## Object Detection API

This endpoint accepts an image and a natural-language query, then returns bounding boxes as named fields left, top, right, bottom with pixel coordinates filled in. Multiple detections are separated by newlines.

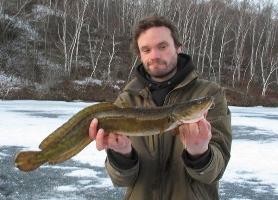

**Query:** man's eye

left=142, top=49, right=150, bottom=53
left=159, top=45, right=167, bottom=50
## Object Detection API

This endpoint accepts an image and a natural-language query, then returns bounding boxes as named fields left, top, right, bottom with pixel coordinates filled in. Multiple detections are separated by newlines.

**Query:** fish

left=14, top=96, right=214, bottom=172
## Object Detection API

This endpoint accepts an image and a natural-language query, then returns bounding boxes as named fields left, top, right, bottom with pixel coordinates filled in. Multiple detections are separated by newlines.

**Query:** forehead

left=137, top=26, right=174, bottom=47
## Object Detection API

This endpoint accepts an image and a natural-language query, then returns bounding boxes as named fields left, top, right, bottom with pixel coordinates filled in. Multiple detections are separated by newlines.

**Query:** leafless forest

left=0, top=0, right=277, bottom=105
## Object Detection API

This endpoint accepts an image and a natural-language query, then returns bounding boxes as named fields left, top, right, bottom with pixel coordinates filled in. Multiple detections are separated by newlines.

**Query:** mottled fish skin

left=14, top=96, right=214, bottom=172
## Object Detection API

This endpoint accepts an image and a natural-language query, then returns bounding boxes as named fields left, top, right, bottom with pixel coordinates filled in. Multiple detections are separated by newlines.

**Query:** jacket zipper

left=159, top=85, right=187, bottom=199
left=159, top=90, right=176, bottom=200
left=145, top=86, right=184, bottom=199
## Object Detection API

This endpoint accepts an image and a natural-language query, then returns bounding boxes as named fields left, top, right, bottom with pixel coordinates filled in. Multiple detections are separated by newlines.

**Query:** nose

left=149, top=49, right=161, bottom=60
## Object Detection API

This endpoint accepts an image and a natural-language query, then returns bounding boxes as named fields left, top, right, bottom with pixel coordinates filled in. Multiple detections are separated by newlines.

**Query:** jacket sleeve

left=105, top=149, right=139, bottom=187
left=104, top=92, right=140, bottom=187
left=183, top=88, right=232, bottom=184
left=182, top=146, right=212, bottom=169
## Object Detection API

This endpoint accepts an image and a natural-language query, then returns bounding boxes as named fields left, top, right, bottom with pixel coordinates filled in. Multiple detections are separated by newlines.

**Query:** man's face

left=137, top=26, right=181, bottom=82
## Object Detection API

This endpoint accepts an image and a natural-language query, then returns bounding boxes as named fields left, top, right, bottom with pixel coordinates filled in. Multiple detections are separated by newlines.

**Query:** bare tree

left=262, top=58, right=278, bottom=96
left=180, top=0, right=195, bottom=46
left=231, top=0, right=250, bottom=87
left=86, top=24, right=105, bottom=77
left=196, top=6, right=209, bottom=72
left=73, top=0, right=88, bottom=70
left=59, top=0, right=88, bottom=75
left=208, top=8, right=221, bottom=80
left=0, top=0, right=4, bottom=13
left=2, top=0, right=278, bottom=99
left=201, top=3, right=214, bottom=74
left=259, top=6, right=278, bottom=96
left=246, top=14, right=257, bottom=95
left=218, top=22, right=232, bottom=83
left=107, top=30, right=119, bottom=82
left=61, top=0, right=69, bottom=73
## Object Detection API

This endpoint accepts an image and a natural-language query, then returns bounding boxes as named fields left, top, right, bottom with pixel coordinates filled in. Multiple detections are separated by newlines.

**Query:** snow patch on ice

left=0, top=152, right=8, bottom=157
left=65, top=169, right=99, bottom=178
left=78, top=180, right=92, bottom=185
left=56, top=185, right=77, bottom=192
left=65, top=168, right=113, bottom=188
left=223, top=106, right=278, bottom=195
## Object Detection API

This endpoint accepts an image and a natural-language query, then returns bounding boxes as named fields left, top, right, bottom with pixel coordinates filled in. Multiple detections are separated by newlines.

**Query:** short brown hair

left=131, top=15, right=182, bottom=55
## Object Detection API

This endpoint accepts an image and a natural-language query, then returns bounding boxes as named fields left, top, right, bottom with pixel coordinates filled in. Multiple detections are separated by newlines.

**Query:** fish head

left=172, top=96, right=214, bottom=124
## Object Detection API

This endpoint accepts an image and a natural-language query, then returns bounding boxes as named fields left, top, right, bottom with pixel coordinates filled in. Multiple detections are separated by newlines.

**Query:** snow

left=74, top=78, right=103, bottom=86
left=0, top=100, right=278, bottom=196
left=0, top=14, right=39, bottom=40
left=230, top=106, right=278, bottom=133
left=222, top=106, right=278, bottom=194
left=74, top=78, right=122, bottom=90
left=56, top=185, right=77, bottom=192
left=32, top=5, right=64, bottom=20
left=0, top=72, right=21, bottom=86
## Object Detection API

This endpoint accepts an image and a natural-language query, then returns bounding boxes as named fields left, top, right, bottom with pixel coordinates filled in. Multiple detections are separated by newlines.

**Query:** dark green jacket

left=105, top=70, right=232, bottom=200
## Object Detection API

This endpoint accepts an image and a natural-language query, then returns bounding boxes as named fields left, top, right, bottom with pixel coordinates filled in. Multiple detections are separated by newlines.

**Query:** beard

left=145, top=58, right=177, bottom=79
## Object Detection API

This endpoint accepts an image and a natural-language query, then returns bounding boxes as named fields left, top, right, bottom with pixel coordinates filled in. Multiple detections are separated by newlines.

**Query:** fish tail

left=15, top=151, right=46, bottom=172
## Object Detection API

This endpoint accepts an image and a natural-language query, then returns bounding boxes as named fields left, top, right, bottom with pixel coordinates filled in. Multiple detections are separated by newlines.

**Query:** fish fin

left=48, top=137, right=92, bottom=164
left=169, top=114, right=178, bottom=122
left=15, top=151, right=46, bottom=172
left=39, top=102, right=116, bottom=150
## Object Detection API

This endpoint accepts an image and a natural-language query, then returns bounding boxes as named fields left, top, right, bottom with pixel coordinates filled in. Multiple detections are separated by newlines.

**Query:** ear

left=176, top=46, right=182, bottom=53
left=138, top=54, right=141, bottom=61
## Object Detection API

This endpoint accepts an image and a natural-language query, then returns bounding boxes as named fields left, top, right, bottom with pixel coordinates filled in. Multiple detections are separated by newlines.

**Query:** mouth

left=147, top=59, right=166, bottom=67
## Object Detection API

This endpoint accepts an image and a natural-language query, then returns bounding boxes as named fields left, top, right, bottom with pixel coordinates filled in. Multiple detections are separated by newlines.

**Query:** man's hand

left=178, top=117, right=212, bottom=158
left=89, top=118, right=132, bottom=156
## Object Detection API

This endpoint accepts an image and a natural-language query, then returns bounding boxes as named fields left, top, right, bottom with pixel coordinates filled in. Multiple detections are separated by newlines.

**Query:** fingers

left=117, top=135, right=131, bottom=148
left=179, top=118, right=212, bottom=155
left=180, top=118, right=210, bottom=135
left=95, top=130, right=132, bottom=154
left=188, top=123, right=199, bottom=136
left=115, top=135, right=132, bottom=155
left=179, top=119, right=211, bottom=143
left=107, top=133, right=119, bottom=149
left=95, top=128, right=107, bottom=151
left=198, top=119, right=212, bottom=140
left=107, top=134, right=131, bottom=150
left=90, top=118, right=131, bottom=154
left=178, top=124, right=188, bottom=144
left=89, top=118, right=98, bottom=140
left=179, top=122, right=198, bottom=137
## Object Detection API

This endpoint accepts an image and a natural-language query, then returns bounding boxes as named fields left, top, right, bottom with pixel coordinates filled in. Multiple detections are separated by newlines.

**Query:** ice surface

left=0, top=100, right=277, bottom=196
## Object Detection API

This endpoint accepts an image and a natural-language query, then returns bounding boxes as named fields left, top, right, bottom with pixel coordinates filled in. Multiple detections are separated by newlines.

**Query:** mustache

left=147, top=59, right=166, bottom=66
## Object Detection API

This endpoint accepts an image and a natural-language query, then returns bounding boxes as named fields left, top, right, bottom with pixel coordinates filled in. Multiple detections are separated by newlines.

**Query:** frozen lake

left=0, top=100, right=278, bottom=199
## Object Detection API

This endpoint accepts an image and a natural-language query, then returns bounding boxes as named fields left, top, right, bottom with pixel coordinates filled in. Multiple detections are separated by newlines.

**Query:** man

left=89, top=15, right=232, bottom=200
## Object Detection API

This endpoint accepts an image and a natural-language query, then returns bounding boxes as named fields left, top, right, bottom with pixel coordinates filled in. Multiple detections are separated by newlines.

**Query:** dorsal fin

left=39, top=102, right=117, bottom=150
